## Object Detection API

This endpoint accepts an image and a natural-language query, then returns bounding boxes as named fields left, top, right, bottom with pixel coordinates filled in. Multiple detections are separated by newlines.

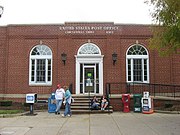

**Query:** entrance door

left=84, top=66, right=96, bottom=94
left=75, top=42, right=103, bottom=94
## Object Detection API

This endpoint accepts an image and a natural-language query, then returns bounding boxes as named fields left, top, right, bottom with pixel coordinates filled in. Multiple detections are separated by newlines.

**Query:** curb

left=0, top=112, right=29, bottom=118
left=0, top=113, right=24, bottom=118
left=0, top=110, right=46, bottom=118
left=154, top=110, right=180, bottom=114
left=1, top=110, right=180, bottom=118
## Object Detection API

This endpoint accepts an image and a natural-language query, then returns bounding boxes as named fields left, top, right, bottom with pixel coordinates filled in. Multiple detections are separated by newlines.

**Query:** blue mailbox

left=48, top=93, right=56, bottom=113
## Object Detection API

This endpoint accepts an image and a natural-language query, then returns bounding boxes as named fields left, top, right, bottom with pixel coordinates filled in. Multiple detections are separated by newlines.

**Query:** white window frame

left=126, top=44, right=149, bottom=83
left=29, top=45, right=52, bottom=86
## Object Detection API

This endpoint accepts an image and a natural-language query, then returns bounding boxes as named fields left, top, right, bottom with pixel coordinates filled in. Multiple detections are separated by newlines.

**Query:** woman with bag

left=62, top=86, right=72, bottom=117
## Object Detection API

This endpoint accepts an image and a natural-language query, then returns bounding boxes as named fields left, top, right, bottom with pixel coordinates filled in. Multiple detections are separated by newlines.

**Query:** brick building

left=0, top=22, right=179, bottom=102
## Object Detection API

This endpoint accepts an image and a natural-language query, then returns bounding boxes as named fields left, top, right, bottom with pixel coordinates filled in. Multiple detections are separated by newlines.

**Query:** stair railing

left=88, top=88, right=91, bottom=113
left=106, top=83, right=110, bottom=113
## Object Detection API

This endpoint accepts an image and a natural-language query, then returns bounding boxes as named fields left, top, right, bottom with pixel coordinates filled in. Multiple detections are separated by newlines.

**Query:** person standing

left=55, top=84, right=65, bottom=115
left=62, top=86, right=72, bottom=117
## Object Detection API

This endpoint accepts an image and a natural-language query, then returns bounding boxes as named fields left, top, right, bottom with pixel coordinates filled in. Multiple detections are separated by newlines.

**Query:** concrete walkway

left=0, top=112, right=180, bottom=135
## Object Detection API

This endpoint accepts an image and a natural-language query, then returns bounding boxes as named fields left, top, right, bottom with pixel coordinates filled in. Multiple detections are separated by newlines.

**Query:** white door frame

left=75, top=55, right=104, bottom=95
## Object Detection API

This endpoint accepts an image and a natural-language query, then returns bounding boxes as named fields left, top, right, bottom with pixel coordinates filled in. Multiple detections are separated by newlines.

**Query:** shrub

left=0, top=100, right=13, bottom=106
left=23, top=103, right=30, bottom=107
left=164, top=102, right=173, bottom=108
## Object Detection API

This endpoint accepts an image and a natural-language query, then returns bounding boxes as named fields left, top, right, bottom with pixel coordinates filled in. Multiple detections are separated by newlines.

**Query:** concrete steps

left=71, top=95, right=113, bottom=114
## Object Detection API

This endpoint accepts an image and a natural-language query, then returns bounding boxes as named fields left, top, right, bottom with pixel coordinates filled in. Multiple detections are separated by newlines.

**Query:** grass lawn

left=0, top=110, right=24, bottom=114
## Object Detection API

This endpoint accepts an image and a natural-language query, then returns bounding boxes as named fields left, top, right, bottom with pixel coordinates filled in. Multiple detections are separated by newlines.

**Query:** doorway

left=75, top=42, right=104, bottom=95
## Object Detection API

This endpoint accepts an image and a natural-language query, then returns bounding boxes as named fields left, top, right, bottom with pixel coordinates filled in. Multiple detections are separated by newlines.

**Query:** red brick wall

left=0, top=23, right=179, bottom=99
left=0, top=27, right=7, bottom=96
left=172, top=54, right=180, bottom=85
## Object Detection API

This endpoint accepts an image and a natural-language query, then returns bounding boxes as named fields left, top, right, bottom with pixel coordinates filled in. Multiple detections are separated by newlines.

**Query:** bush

left=164, top=102, right=173, bottom=108
left=23, top=103, right=30, bottom=107
left=0, top=100, right=13, bottom=106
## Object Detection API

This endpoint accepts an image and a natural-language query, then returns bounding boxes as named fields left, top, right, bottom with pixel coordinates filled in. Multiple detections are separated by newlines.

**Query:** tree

left=146, top=0, right=180, bottom=55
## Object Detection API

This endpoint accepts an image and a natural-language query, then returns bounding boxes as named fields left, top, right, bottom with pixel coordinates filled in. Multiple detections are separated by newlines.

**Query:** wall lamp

left=61, top=52, right=67, bottom=65
left=112, top=52, right=117, bottom=65
left=0, top=6, right=4, bottom=18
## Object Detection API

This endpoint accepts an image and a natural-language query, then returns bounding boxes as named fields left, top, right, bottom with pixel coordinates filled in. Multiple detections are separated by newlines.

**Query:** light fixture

left=0, top=6, right=4, bottom=18
left=61, top=52, right=67, bottom=65
left=112, top=52, right=117, bottom=65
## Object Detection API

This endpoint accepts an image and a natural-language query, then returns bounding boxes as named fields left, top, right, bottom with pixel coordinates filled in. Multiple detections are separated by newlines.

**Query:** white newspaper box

left=141, top=91, right=153, bottom=114
left=26, top=93, right=37, bottom=103
left=26, top=93, right=37, bottom=115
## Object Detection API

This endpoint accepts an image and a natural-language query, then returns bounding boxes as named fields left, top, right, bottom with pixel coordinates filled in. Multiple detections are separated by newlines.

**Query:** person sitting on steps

left=100, top=95, right=109, bottom=111
left=91, top=95, right=99, bottom=110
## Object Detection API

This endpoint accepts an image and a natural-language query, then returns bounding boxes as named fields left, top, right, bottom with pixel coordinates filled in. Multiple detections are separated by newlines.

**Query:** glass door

left=84, top=66, right=96, bottom=94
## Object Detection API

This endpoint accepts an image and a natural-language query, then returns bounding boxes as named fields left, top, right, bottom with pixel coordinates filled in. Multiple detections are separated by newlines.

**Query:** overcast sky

left=0, top=0, right=153, bottom=26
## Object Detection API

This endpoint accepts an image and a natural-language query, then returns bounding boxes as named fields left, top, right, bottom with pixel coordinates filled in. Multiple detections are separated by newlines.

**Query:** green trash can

left=133, top=94, right=142, bottom=112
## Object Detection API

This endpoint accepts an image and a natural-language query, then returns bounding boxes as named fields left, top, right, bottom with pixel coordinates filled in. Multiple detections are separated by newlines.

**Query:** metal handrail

left=106, top=82, right=180, bottom=98
left=106, top=83, right=110, bottom=113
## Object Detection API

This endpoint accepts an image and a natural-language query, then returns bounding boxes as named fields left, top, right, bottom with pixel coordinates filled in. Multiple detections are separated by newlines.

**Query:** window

left=78, top=43, right=101, bottom=55
left=29, top=45, right=52, bottom=85
left=126, top=44, right=149, bottom=83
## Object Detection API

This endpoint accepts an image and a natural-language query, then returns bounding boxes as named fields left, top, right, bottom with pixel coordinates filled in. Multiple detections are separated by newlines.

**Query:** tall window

left=126, top=44, right=149, bottom=83
left=29, top=45, right=52, bottom=85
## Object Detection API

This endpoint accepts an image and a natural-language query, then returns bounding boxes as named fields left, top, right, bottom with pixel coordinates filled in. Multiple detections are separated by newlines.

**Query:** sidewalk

left=0, top=111, right=180, bottom=135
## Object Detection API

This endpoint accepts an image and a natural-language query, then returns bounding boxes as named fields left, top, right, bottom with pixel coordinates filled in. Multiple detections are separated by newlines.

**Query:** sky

left=0, top=0, right=153, bottom=26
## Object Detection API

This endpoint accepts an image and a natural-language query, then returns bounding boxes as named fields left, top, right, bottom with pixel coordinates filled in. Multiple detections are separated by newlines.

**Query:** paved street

left=0, top=112, right=180, bottom=135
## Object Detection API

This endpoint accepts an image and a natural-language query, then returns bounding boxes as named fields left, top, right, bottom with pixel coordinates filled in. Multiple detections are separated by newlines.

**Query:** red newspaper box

left=122, top=94, right=130, bottom=112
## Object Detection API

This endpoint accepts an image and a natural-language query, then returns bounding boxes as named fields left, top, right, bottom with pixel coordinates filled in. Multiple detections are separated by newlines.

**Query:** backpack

left=71, top=98, right=75, bottom=103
